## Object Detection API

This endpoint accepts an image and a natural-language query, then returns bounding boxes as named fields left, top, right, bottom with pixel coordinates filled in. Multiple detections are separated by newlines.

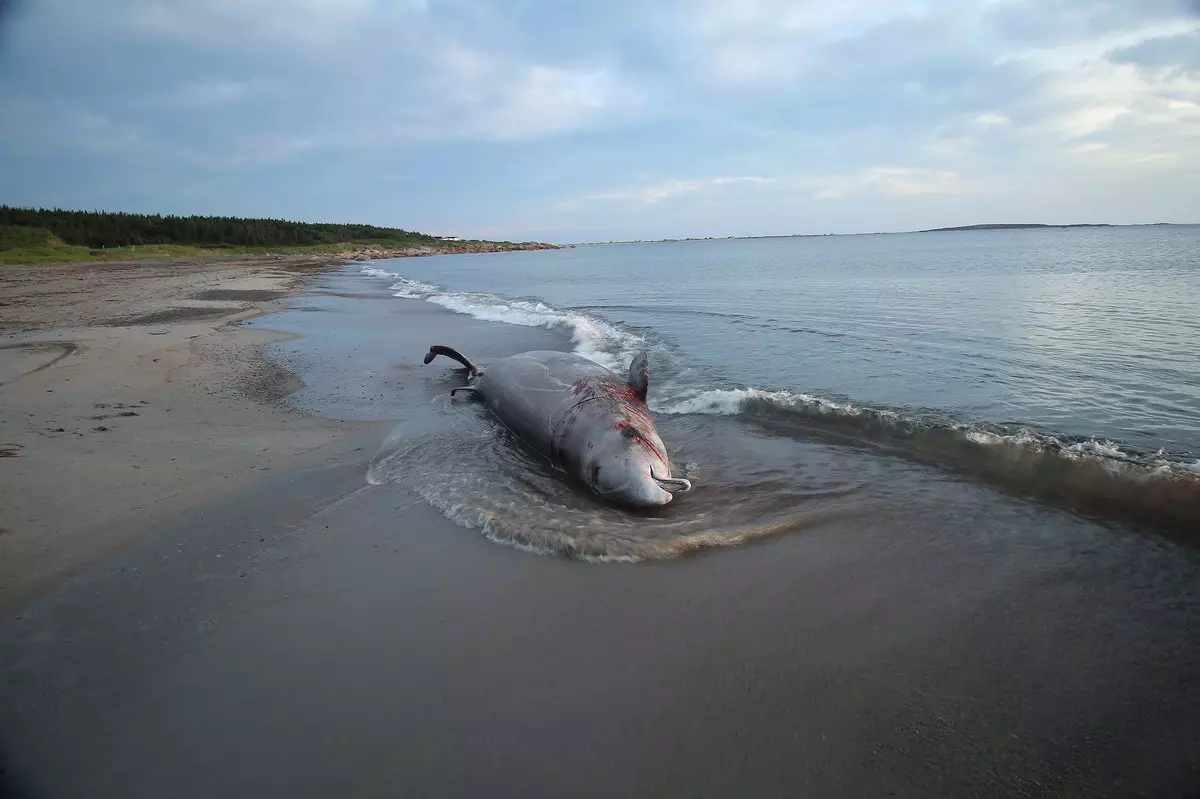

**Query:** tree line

left=0, top=206, right=446, bottom=249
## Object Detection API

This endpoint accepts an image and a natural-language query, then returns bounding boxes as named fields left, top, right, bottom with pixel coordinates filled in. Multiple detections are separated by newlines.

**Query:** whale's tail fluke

left=424, top=345, right=479, bottom=377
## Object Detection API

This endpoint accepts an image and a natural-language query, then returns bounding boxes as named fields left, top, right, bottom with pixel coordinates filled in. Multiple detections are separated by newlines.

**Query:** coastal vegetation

left=0, top=206, right=555, bottom=265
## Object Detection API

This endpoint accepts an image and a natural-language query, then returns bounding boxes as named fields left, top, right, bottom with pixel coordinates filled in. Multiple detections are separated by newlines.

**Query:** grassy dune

left=0, top=227, right=261, bottom=265
left=0, top=223, right=555, bottom=265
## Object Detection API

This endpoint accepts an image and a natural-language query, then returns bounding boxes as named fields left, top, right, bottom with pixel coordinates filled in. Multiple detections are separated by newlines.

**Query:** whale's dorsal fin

left=627, top=351, right=649, bottom=400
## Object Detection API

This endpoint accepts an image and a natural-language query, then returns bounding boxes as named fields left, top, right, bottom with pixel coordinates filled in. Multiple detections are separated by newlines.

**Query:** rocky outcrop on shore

left=336, top=241, right=560, bottom=261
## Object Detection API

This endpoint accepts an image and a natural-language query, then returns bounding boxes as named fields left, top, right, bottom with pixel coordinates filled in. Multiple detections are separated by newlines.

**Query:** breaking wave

left=657, top=386, right=1197, bottom=471
left=361, top=266, right=643, bottom=371
left=659, top=386, right=1200, bottom=534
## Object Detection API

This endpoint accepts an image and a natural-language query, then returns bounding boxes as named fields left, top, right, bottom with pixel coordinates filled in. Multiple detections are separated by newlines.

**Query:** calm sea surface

left=375, top=227, right=1200, bottom=458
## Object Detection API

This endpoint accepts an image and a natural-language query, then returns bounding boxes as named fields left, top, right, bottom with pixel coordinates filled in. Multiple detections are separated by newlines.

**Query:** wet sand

left=1, top=264, right=1199, bottom=797
left=0, top=256, right=376, bottom=609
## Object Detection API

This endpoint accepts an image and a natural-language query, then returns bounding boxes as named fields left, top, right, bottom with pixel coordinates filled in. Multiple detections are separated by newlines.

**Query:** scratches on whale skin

left=616, top=419, right=667, bottom=464
left=570, top=375, right=645, bottom=407
left=565, top=375, right=667, bottom=464
left=512, top=355, right=572, bottom=392
left=549, top=397, right=593, bottom=465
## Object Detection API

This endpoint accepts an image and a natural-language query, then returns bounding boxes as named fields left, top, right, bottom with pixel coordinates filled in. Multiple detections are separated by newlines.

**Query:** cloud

left=157, top=2, right=639, bottom=143
left=1052, top=104, right=1132, bottom=139
left=128, top=0, right=394, bottom=48
left=1109, top=30, right=1200, bottom=76
left=1, top=0, right=1198, bottom=239
left=683, top=0, right=934, bottom=83
left=581, top=176, right=774, bottom=204
left=165, top=80, right=262, bottom=109
left=0, top=91, right=184, bottom=160
left=988, top=0, right=1197, bottom=45
left=812, top=168, right=969, bottom=200
left=484, top=66, right=634, bottom=138
left=1026, top=52, right=1200, bottom=164
left=402, top=45, right=638, bottom=141
left=974, top=113, right=1012, bottom=129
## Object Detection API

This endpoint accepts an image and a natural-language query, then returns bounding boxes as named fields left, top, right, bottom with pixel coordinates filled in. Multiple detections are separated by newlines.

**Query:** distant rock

left=332, top=240, right=560, bottom=261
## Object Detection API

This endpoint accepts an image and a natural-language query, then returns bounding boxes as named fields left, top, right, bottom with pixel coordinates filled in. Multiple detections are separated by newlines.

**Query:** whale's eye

left=590, top=464, right=601, bottom=483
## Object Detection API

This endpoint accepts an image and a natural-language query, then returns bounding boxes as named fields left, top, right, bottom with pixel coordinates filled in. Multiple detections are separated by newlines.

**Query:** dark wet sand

left=2, top=267, right=1199, bottom=798
left=3, top=449, right=1199, bottom=798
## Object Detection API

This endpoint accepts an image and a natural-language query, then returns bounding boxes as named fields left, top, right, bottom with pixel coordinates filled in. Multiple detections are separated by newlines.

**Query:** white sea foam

left=1064, top=438, right=1129, bottom=461
left=961, top=428, right=1042, bottom=448
left=659, top=384, right=1200, bottom=479
left=359, top=266, right=400, bottom=280
left=656, top=386, right=893, bottom=420
left=360, top=265, right=643, bottom=370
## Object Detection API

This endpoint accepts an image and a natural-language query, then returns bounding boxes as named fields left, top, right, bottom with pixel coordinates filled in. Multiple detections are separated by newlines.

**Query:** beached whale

left=423, top=346, right=691, bottom=507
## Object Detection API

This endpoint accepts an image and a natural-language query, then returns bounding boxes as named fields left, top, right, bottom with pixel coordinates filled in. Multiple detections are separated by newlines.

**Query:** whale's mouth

left=651, top=467, right=692, bottom=494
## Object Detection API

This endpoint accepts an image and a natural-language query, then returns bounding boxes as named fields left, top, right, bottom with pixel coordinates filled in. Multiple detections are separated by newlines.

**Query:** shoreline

left=0, top=256, right=382, bottom=612
left=333, top=241, right=561, bottom=261
left=1, top=242, right=562, bottom=268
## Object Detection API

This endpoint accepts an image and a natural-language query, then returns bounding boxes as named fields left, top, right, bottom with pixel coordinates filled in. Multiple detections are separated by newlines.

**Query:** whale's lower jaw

left=591, top=466, right=677, bottom=507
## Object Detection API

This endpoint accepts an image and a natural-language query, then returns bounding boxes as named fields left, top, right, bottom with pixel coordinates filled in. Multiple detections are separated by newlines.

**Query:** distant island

left=917, top=223, right=1118, bottom=233
left=0, top=206, right=557, bottom=265
left=583, top=221, right=1187, bottom=246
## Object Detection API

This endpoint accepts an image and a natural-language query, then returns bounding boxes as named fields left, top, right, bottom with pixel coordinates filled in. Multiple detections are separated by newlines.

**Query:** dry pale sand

left=0, top=256, right=374, bottom=611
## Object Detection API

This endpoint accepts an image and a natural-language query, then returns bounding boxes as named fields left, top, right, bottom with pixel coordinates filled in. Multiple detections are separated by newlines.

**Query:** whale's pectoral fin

left=424, top=345, right=479, bottom=377
left=628, top=351, right=649, bottom=400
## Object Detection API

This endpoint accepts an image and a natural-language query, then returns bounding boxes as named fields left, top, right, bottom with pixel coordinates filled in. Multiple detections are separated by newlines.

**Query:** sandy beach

left=2, top=260, right=1198, bottom=798
left=0, top=256, right=378, bottom=610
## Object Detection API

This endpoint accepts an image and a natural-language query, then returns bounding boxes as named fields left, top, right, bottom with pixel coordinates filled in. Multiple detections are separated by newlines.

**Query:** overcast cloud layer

left=1, top=0, right=1197, bottom=241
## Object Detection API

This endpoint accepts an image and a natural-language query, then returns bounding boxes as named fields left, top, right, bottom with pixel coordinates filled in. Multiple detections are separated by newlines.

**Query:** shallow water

left=255, top=226, right=1200, bottom=557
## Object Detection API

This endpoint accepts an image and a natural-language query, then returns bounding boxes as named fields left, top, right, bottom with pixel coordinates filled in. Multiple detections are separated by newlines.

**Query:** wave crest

left=361, top=266, right=642, bottom=370
left=659, top=385, right=1200, bottom=534
left=661, top=386, right=1195, bottom=473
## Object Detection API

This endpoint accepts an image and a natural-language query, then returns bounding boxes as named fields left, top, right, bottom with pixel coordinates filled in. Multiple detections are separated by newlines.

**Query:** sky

left=0, top=0, right=1198, bottom=242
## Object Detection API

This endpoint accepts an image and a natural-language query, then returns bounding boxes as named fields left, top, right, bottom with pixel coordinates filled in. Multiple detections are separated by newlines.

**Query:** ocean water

left=261, top=225, right=1200, bottom=558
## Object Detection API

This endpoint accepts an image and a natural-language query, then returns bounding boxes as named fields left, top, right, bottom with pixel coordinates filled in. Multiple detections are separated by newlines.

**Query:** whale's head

left=582, top=417, right=690, bottom=507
